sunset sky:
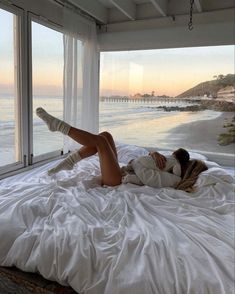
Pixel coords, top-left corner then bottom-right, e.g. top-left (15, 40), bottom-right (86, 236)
top-left (0, 8), bottom-right (234, 98)
top-left (100, 46), bottom-right (234, 97)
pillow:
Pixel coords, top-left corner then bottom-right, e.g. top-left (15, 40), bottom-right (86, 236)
top-left (195, 167), bottom-right (234, 187)
top-left (116, 142), bottom-right (148, 164)
top-left (188, 151), bottom-right (207, 161)
top-left (204, 160), bottom-right (220, 169)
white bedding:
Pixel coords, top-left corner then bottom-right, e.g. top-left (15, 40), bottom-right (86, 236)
top-left (0, 143), bottom-right (234, 294)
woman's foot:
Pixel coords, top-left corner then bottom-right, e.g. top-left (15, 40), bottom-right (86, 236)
top-left (48, 150), bottom-right (82, 175)
top-left (48, 158), bottom-right (74, 175)
top-left (36, 107), bottom-right (71, 135)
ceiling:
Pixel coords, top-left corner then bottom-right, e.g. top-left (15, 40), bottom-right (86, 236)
top-left (66, 0), bottom-right (235, 24)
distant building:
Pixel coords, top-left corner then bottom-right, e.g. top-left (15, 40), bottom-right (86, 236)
top-left (217, 86), bottom-right (235, 102)
top-left (131, 93), bottom-right (142, 99)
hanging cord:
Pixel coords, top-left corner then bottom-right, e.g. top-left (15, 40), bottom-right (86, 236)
top-left (188, 0), bottom-right (195, 30)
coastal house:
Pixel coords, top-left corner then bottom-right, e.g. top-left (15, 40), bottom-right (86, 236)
top-left (217, 85), bottom-right (235, 102)
top-left (0, 1), bottom-right (235, 294)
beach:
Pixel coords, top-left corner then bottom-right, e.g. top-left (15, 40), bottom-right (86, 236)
top-left (166, 112), bottom-right (235, 154)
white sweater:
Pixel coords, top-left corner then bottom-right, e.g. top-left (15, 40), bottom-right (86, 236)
top-left (136, 155), bottom-right (181, 176)
top-left (122, 155), bottom-right (182, 188)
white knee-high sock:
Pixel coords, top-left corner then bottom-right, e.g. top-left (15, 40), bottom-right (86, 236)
top-left (36, 107), bottom-right (71, 135)
top-left (48, 150), bottom-right (82, 175)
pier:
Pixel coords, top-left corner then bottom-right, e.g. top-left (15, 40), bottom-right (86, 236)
top-left (100, 97), bottom-right (202, 104)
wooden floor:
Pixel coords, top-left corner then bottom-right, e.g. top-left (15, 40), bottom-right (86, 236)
top-left (0, 267), bottom-right (78, 294)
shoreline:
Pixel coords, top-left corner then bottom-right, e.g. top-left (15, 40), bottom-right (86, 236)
top-left (165, 112), bottom-right (235, 154)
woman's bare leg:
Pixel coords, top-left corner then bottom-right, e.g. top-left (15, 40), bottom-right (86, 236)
top-left (36, 107), bottom-right (121, 185)
top-left (48, 133), bottom-right (117, 175)
top-left (77, 146), bottom-right (97, 159)
top-left (65, 131), bottom-right (117, 162)
top-left (48, 146), bottom-right (97, 175)
top-left (100, 131), bottom-right (118, 159)
top-left (68, 127), bottom-right (121, 186)
top-left (79, 131), bottom-right (117, 159)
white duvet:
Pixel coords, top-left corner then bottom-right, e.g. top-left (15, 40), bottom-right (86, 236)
top-left (0, 143), bottom-right (234, 294)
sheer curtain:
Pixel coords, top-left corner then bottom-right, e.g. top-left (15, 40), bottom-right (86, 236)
top-left (63, 8), bottom-right (99, 151)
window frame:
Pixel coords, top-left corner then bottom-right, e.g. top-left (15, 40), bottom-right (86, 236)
top-left (0, 2), bottom-right (26, 175)
top-left (28, 13), bottom-right (65, 165)
top-left (0, 6), bottom-right (67, 178)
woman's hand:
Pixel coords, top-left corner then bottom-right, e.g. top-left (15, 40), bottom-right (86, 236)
top-left (149, 152), bottom-right (166, 170)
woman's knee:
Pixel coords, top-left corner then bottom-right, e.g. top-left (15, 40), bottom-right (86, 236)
top-left (99, 131), bottom-right (113, 141)
top-left (99, 131), bottom-right (116, 147)
top-left (96, 133), bottom-right (109, 146)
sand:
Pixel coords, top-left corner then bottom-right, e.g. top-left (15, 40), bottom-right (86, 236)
top-left (166, 112), bottom-right (235, 155)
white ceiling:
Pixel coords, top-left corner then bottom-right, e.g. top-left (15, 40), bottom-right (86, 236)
top-left (98, 0), bottom-right (148, 8)
top-left (66, 0), bottom-right (235, 24)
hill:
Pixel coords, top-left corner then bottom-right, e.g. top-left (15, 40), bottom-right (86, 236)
top-left (177, 74), bottom-right (235, 98)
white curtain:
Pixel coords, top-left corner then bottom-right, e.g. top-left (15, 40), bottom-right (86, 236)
top-left (63, 8), bottom-right (99, 151)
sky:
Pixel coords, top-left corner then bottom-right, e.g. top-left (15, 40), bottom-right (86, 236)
top-left (0, 8), bottom-right (234, 98)
top-left (100, 46), bottom-right (234, 97)
top-left (0, 8), bottom-right (63, 97)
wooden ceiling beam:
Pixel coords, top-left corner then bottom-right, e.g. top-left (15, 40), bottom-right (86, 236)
top-left (68, 0), bottom-right (108, 23)
top-left (110, 0), bottom-right (136, 20)
top-left (194, 0), bottom-right (202, 13)
top-left (149, 0), bottom-right (167, 17)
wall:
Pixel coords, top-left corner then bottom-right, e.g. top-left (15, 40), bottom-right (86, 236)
top-left (98, 9), bottom-right (235, 51)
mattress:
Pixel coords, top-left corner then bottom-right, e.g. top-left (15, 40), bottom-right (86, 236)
top-left (0, 143), bottom-right (234, 294)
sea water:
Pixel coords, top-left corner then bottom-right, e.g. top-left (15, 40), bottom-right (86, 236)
top-left (0, 96), bottom-right (221, 166)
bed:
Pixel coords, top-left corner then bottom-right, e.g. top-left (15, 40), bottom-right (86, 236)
top-left (0, 143), bottom-right (234, 294)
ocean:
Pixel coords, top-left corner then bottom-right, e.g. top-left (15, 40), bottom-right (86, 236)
top-left (0, 96), bottom-right (221, 166)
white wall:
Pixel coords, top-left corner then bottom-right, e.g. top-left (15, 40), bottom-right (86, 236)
top-left (98, 9), bottom-right (235, 51)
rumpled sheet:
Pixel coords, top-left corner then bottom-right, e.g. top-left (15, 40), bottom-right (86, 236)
top-left (0, 143), bottom-right (234, 294)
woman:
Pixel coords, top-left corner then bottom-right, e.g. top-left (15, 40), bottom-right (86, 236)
top-left (37, 107), bottom-right (124, 186)
top-left (121, 148), bottom-right (190, 187)
top-left (36, 108), bottom-right (206, 188)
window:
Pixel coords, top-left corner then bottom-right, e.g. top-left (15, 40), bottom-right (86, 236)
top-left (0, 6), bottom-right (22, 171)
top-left (0, 5), bottom-right (85, 178)
top-left (100, 46), bottom-right (235, 159)
top-left (31, 20), bottom-right (64, 160)
top-left (0, 8), bottom-right (66, 175)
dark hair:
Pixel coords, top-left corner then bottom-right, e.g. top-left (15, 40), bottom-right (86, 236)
top-left (173, 148), bottom-right (190, 165)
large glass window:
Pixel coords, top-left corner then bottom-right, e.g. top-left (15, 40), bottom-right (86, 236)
top-left (32, 20), bottom-right (64, 158)
top-left (0, 8), bottom-right (21, 168)
top-left (99, 46), bottom-right (235, 157)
